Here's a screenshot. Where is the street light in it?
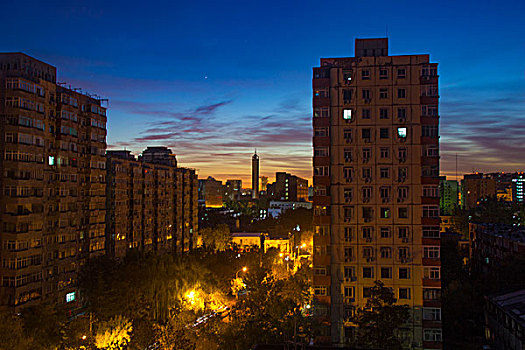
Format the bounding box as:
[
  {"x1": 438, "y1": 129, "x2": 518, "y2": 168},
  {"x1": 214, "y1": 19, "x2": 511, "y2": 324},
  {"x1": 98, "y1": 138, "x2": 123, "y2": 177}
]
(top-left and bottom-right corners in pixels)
[
  {"x1": 235, "y1": 267, "x2": 248, "y2": 299},
  {"x1": 236, "y1": 266, "x2": 247, "y2": 279}
]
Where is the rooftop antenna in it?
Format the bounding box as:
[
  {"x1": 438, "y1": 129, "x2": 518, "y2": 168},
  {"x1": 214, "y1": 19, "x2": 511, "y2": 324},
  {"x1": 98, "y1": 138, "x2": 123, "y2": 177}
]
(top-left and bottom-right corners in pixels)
[{"x1": 456, "y1": 152, "x2": 458, "y2": 181}]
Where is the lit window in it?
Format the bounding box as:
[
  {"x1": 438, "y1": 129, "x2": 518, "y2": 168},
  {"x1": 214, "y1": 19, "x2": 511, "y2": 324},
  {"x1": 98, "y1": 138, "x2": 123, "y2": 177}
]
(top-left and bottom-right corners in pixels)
[
  {"x1": 397, "y1": 127, "x2": 407, "y2": 138},
  {"x1": 343, "y1": 109, "x2": 353, "y2": 121},
  {"x1": 66, "y1": 292, "x2": 76, "y2": 303},
  {"x1": 48, "y1": 156, "x2": 55, "y2": 166}
]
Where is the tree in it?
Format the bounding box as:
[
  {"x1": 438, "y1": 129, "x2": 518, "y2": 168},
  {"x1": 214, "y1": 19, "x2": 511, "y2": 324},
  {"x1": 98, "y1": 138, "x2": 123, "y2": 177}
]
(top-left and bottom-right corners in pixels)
[
  {"x1": 201, "y1": 224, "x2": 231, "y2": 251},
  {"x1": 0, "y1": 311, "x2": 33, "y2": 350},
  {"x1": 153, "y1": 312, "x2": 196, "y2": 350},
  {"x1": 20, "y1": 302, "x2": 66, "y2": 350},
  {"x1": 94, "y1": 315, "x2": 132, "y2": 350},
  {"x1": 351, "y1": 281, "x2": 410, "y2": 349}
]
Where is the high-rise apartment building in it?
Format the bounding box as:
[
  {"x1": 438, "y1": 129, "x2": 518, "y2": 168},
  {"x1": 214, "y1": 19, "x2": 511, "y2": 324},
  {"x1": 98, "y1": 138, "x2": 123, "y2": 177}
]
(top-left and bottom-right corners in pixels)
[
  {"x1": 439, "y1": 176, "x2": 459, "y2": 216},
  {"x1": 0, "y1": 53, "x2": 107, "y2": 310},
  {"x1": 271, "y1": 172, "x2": 309, "y2": 202},
  {"x1": 252, "y1": 151, "x2": 259, "y2": 199},
  {"x1": 461, "y1": 173, "x2": 496, "y2": 209},
  {"x1": 106, "y1": 148, "x2": 199, "y2": 258},
  {"x1": 312, "y1": 39, "x2": 442, "y2": 349}
]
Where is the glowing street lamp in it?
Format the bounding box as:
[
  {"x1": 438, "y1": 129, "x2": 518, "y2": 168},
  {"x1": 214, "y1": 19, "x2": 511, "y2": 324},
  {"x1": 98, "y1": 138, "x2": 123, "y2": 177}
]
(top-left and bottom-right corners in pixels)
[{"x1": 236, "y1": 266, "x2": 247, "y2": 279}]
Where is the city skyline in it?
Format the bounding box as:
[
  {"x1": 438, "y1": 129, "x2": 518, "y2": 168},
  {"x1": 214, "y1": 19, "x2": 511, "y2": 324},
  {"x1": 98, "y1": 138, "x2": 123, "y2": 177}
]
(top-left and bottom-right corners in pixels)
[{"x1": 1, "y1": 0, "x2": 524, "y2": 185}]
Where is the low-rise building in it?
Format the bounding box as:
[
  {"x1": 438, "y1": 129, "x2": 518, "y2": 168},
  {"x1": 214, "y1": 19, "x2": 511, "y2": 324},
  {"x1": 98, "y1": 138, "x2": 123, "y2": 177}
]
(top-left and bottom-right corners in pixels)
[
  {"x1": 469, "y1": 223, "x2": 525, "y2": 271},
  {"x1": 231, "y1": 232, "x2": 263, "y2": 251},
  {"x1": 268, "y1": 200, "x2": 312, "y2": 218},
  {"x1": 485, "y1": 289, "x2": 525, "y2": 350}
]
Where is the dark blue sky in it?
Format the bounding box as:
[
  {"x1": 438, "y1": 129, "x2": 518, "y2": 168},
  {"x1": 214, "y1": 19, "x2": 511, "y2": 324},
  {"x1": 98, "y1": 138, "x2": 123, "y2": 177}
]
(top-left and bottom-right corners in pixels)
[{"x1": 2, "y1": 0, "x2": 524, "y2": 183}]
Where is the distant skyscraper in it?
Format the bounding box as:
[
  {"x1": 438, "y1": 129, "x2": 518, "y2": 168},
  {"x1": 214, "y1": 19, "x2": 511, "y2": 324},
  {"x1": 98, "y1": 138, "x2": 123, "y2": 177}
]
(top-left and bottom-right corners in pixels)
[
  {"x1": 312, "y1": 38, "x2": 442, "y2": 348},
  {"x1": 252, "y1": 150, "x2": 259, "y2": 199}
]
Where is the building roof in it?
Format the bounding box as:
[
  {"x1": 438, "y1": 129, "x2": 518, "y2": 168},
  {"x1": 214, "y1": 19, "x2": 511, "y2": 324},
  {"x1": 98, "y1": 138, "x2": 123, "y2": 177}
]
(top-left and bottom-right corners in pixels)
[
  {"x1": 231, "y1": 232, "x2": 263, "y2": 238},
  {"x1": 475, "y1": 223, "x2": 525, "y2": 244},
  {"x1": 488, "y1": 289, "x2": 525, "y2": 327}
]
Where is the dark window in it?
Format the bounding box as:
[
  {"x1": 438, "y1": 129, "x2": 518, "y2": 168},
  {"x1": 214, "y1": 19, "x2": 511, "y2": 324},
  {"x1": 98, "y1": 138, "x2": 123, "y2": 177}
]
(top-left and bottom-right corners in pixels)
[
  {"x1": 381, "y1": 267, "x2": 392, "y2": 279},
  {"x1": 380, "y1": 128, "x2": 389, "y2": 139},
  {"x1": 399, "y1": 268, "x2": 410, "y2": 279}
]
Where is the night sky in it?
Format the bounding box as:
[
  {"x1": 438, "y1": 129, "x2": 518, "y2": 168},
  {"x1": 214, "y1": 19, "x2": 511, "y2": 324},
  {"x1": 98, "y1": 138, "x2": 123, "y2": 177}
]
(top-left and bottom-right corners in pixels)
[{"x1": 2, "y1": 0, "x2": 524, "y2": 185}]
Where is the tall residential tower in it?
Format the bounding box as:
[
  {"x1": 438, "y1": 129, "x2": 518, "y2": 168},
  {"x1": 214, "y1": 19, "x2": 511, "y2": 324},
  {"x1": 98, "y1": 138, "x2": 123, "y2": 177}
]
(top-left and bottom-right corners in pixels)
[
  {"x1": 0, "y1": 53, "x2": 107, "y2": 310},
  {"x1": 312, "y1": 39, "x2": 442, "y2": 349},
  {"x1": 252, "y1": 150, "x2": 259, "y2": 199}
]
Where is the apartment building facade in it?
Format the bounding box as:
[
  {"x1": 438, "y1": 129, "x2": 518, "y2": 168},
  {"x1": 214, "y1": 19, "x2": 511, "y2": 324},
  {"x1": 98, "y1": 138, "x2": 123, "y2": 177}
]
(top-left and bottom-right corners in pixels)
[
  {"x1": 312, "y1": 39, "x2": 442, "y2": 349},
  {"x1": 271, "y1": 172, "x2": 309, "y2": 202},
  {"x1": 0, "y1": 53, "x2": 107, "y2": 310},
  {"x1": 106, "y1": 148, "x2": 199, "y2": 258}
]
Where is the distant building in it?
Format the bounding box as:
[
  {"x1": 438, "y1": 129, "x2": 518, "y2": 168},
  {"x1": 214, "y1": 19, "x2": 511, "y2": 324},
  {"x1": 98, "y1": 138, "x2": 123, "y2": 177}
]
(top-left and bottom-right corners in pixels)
[
  {"x1": 223, "y1": 179, "x2": 242, "y2": 201},
  {"x1": 264, "y1": 236, "x2": 290, "y2": 254},
  {"x1": 469, "y1": 223, "x2": 525, "y2": 271},
  {"x1": 231, "y1": 232, "x2": 263, "y2": 251},
  {"x1": 199, "y1": 176, "x2": 223, "y2": 208},
  {"x1": 512, "y1": 173, "x2": 525, "y2": 204},
  {"x1": 439, "y1": 177, "x2": 459, "y2": 215},
  {"x1": 106, "y1": 149, "x2": 199, "y2": 257},
  {"x1": 461, "y1": 173, "x2": 496, "y2": 209},
  {"x1": 440, "y1": 216, "x2": 455, "y2": 233},
  {"x1": 268, "y1": 201, "x2": 313, "y2": 218},
  {"x1": 271, "y1": 172, "x2": 309, "y2": 202},
  {"x1": 485, "y1": 289, "x2": 525, "y2": 350},
  {"x1": 252, "y1": 151, "x2": 259, "y2": 199},
  {"x1": 138, "y1": 146, "x2": 178, "y2": 167}
]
